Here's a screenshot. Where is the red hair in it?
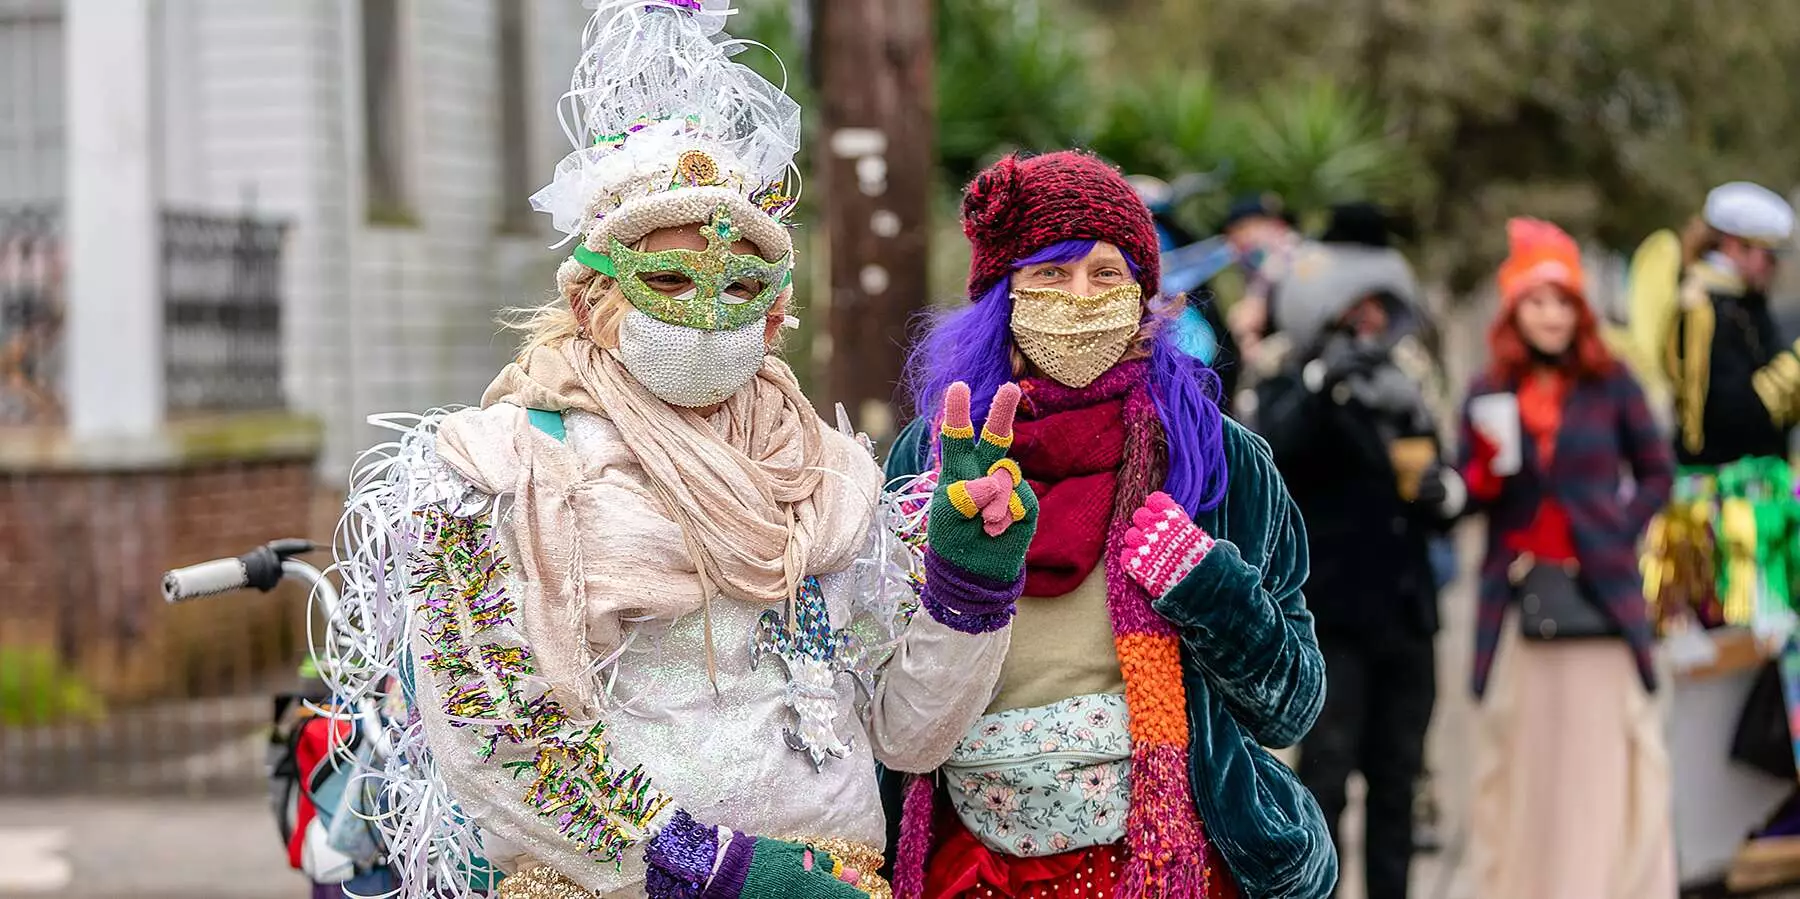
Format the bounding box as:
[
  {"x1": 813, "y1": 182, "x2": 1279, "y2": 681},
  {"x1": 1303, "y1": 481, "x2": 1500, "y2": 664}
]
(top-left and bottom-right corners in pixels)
[{"x1": 1485, "y1": 284, "x2": 1615, "y2": 383}]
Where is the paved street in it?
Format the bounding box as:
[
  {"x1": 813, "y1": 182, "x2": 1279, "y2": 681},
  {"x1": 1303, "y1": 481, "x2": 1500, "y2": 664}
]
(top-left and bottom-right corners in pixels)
[{"x1": 0, "y1": 796, "x2": 298, "y2": 898}]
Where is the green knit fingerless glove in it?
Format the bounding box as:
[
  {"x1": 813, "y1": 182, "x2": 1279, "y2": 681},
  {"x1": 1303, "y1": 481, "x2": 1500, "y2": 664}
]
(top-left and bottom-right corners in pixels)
[{"x1": 701, "y1": 830, "x2": 868, "y2": 899}]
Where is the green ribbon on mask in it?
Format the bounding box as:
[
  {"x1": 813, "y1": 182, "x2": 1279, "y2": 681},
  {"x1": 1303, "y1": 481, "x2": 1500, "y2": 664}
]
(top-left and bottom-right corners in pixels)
[{"x1": 573, "y1": 244, "x2": 616, "y2": 278}]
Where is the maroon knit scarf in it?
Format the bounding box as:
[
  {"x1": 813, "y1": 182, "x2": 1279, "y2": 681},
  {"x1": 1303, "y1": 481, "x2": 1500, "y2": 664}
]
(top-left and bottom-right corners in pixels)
[{"x1": 1011, "y1": 363, "x2": 1136, "y2": 597}]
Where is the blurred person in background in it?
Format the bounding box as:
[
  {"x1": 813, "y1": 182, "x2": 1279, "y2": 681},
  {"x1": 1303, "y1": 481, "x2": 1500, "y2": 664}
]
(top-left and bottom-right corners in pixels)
[
  {"x1": 1458, "y1": 219, "x2": 1676, "y2": 899},
  {"x1": 1665, "y1": 182, "x2": 1799, "y2": 466},
  {"x1": 1309, "y1": 202, "x2": 1452, "y2": 446},
  {"x1": 1651, "y1": 183, "x2": 1800, "y2": 892},
  {"x1": 1216, "y1": 193, "x2": 1301, "y2": 387},
  {"x1": 1317, "y1": 201, "x2": 1397, "y2": 248},
  {"x1": 1250, "y1": 241, "x2": 1461, "y2": 899},
  {"x1": 1318, "y1": 201, "x2": 1451, "y2": 857},
  {"x1": 1131, "y1": 174, "x2": 1244, "y2": 414},
  {"x1": 887, "y1": 149, "x2": 1336, "y2": 899}
]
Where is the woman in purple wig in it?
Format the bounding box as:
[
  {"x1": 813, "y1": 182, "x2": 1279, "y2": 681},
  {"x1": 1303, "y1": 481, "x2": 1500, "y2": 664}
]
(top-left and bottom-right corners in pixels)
[{"x1": 881, "y1": 150, "x2": 1335, "y2": 899}]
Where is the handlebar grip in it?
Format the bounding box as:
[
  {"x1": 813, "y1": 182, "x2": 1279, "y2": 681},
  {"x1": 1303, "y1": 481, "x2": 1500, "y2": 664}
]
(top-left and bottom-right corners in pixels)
[{"x1": 162, "y1": 558, "x2": 250, "y2": 603}]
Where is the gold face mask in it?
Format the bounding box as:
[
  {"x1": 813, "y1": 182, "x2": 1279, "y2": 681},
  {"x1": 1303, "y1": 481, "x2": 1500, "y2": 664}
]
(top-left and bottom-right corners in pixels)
[
  {"x1": 576, "y1": 205, "x2": 793, "y2": 331},
  {"x1": 1009, "y1": 283, "x2": 1143, "y2": 388}
]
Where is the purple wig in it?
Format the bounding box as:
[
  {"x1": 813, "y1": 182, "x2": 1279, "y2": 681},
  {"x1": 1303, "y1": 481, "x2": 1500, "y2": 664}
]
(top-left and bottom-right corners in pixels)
[{"x1": 903, "y1": 240, "x2": 1229, "y2": 513}]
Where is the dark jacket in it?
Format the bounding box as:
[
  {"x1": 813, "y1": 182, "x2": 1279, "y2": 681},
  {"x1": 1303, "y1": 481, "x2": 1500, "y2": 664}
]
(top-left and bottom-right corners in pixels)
[
  {"x1": 1669, "y1": 263, "x2": 1797, "y2": 465},
  {"x1": 884, "y1": 415, "x2": 1336, "y2": 899},
  {"x1": 1253, "y1": 352, "x2": 1451, "y2": 642},
  {"x1": 1458, "y1": 367, "x2": 1674, "y2": 696}
]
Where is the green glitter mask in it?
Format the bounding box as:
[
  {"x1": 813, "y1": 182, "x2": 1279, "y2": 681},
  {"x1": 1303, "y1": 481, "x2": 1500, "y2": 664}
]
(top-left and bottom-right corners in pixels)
[{"x1": 582, "y1": 206, "x2": 792, "y2": 331}]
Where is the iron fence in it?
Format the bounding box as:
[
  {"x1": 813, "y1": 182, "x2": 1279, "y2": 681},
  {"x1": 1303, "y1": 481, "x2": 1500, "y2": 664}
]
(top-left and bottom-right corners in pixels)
[
  {"x1": 0, "y1": 205, "x2": 64, "y2": 426},
  {"x1": 162, "y1": 210, "x2": 289, "y2": 415},
  {"x1": 0, "y1": 207, "x2": 290, "y2": 424}
]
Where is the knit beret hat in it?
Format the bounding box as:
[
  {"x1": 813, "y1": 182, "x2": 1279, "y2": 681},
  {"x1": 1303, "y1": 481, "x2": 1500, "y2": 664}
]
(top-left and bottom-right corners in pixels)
[{"x1": 961, "y1": 151, "x2": 1161, "y2": 300}]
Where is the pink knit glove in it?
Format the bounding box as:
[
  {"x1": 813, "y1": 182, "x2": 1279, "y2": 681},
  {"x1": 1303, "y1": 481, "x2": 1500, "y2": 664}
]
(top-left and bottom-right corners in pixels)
[{"x1": 1119, "y1": 492, "x2": 1216, "y2": 599}]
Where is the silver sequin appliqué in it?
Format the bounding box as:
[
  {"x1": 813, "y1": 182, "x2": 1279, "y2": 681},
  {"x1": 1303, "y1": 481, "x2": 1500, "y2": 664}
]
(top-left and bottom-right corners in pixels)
[{"x1": 750, "y1": 576, "x2": 874, "y2": 770}]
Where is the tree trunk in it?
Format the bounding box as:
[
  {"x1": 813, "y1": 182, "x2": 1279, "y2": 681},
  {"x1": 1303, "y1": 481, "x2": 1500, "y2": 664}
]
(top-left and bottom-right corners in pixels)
[{"x1": 814, "y1": 0, "x2": 934, "y2": 440}]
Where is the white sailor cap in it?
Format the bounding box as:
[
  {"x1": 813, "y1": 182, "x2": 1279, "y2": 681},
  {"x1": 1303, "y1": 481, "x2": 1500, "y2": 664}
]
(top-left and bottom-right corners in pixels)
[{"x1": 1703, "y1": 182, "x2": 1795, "y2": 246}]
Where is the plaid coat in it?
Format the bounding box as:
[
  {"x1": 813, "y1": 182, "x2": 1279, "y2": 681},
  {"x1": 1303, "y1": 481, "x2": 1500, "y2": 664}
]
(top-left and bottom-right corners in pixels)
[{"x1": 1458, "y1": 367, "x2": 1673, "y2": 697}]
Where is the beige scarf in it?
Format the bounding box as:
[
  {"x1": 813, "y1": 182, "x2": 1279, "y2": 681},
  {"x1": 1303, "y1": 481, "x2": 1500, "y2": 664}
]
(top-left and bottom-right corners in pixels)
[{"x1": 436, "y1": 340, "x2": 878, "y2": 711}]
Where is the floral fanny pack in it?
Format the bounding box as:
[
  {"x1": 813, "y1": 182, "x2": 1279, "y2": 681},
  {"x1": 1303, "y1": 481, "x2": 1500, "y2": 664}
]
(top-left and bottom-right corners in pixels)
[{"x1": 942, "y1": 692, "x2": 1132, "y2": 858}]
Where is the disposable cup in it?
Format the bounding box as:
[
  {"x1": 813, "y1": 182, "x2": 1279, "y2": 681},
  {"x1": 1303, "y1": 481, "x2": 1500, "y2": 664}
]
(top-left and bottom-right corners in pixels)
[{"x1": 1469, "y1": 392, "x2": 1523, "y2": 476}]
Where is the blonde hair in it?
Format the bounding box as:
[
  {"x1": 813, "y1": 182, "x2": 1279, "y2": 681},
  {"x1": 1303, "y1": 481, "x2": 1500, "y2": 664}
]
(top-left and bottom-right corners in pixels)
[
  {"x1": 499, "y1": 258, "x2": 629, "y2": 357},
  {"x1": 500, "y1": 256, "x2": 790, "y2": 359}
]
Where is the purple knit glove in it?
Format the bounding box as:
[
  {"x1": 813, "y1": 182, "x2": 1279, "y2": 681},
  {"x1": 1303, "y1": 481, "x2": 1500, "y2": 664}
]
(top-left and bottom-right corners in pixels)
[
  {"x1": 1118, "y1": 492, "x2": 1216, "y2": 599},
  {"x1": 921, "y1": 548, "x2": 1022, "y2": 634}
]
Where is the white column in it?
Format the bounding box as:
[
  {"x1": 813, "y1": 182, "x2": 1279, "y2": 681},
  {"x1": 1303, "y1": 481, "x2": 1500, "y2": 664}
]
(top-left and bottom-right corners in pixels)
[{"x1": 64, "y1": 0, "x2": 162, "y2": 436}]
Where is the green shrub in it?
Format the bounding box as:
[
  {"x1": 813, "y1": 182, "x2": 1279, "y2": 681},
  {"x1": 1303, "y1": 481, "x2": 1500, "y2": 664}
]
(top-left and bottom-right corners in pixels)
[{"x1": 0, "y1": 645, "x2": 106, "y2": 727}]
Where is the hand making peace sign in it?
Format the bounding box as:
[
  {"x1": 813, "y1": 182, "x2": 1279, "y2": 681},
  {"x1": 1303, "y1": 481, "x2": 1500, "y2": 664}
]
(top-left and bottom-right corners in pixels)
[{"x1": 926, "y1": 382, "x2": 1040, "y2": 584}]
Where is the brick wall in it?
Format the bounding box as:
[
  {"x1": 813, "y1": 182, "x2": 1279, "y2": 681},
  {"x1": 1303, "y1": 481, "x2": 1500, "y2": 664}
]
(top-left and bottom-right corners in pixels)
[
  {"x1": 0, "y1": 457, "x2": 318, "y2": 708},
  {"x1": 0, "y1": 450, "x2": 331, "y2": 794}
]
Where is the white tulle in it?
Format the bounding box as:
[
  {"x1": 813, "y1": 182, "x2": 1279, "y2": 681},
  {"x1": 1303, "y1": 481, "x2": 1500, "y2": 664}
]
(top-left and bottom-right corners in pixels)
[
  {"x1": 533, "y1": 0, "x2": 802, "y2": 245},
  {"x1": 318, "y1": 410, "x2": 498, "y2": 899}
]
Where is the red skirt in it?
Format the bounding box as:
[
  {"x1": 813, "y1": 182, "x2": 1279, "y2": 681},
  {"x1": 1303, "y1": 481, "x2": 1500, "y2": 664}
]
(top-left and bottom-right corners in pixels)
[{"x1": 922, "y1": 811, "x2": 1241, "y2": 899}]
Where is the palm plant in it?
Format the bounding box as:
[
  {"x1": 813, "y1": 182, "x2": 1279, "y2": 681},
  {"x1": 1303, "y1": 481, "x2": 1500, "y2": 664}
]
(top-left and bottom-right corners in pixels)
[
  {"x1": 935, "y1": 0, "x2": 1094, "y2": 182},
  {"x1": 1090, "y1": 68, "x2": 1227, "y2": 178},
  {"x1": 1219, "y1": 80, "x2": 1419, "y2": 225}
]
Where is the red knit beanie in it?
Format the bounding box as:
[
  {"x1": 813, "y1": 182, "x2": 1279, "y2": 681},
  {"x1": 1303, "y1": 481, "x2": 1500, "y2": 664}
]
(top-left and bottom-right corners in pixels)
[{"x1": 962, "y1": 151, "x2": 1160, "y2": 300}]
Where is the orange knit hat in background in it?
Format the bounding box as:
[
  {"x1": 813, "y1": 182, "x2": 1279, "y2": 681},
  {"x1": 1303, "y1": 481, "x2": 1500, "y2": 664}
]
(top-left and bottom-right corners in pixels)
[{"x1": 1497, "y1": 217, "x2": 1585, "y2": 306}]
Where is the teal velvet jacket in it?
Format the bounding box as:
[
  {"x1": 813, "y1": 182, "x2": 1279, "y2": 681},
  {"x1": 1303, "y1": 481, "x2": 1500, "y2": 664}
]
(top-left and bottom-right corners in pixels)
[{"x1": 885, "y1": 416, "x2": 1336, "y2": 899}]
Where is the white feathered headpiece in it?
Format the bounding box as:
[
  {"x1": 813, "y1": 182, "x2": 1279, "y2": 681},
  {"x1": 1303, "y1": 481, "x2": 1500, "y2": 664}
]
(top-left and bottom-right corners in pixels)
[{"x1": 530, "y1": 0, "x2": 802, "y2": 262}]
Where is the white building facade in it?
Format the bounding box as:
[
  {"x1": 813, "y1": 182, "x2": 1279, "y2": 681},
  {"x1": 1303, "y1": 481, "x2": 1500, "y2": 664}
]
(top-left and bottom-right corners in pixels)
[{"x1": 0, "y1": 0, "x2": 589, "y2": 476}]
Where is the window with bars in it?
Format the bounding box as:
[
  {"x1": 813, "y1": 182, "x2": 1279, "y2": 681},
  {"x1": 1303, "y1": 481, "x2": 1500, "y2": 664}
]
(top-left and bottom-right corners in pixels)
[{"x1": 161, "y1": 211, "x2": 288, "y2": 415}]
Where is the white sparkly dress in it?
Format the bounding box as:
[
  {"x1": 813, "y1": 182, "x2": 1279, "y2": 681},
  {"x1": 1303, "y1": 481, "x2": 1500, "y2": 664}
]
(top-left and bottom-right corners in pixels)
[{"x1": 343, "y1": 404, "x2": 1008, "y2": 898}]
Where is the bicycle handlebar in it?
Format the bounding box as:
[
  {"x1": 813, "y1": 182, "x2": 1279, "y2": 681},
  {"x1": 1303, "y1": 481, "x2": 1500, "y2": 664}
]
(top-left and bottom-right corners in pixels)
[
  {"x1": 162, "y1": 539, "x2": 318, "y2": 603},
  {"x1": 162, "y1": 558, "x2": 251, "y2": 602},
  {"x1": 160, "y1": 541, "x2": 386, "y2": 757}
]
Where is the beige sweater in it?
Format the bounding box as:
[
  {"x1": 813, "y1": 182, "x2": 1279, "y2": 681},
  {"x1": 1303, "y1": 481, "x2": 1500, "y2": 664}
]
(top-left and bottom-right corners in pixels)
[{"x1": 987, "y1": 566, "x2": 1124, "y2": 715}]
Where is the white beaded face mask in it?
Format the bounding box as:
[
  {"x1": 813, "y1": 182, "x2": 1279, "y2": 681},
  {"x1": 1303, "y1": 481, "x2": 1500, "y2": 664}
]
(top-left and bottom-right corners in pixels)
[
  {"x1": 614, "y1": 307, "x2": 767, "y2": 407},
  {"x1": 1008, "y1": 282, "x2": 1143, "y2": 388}
]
